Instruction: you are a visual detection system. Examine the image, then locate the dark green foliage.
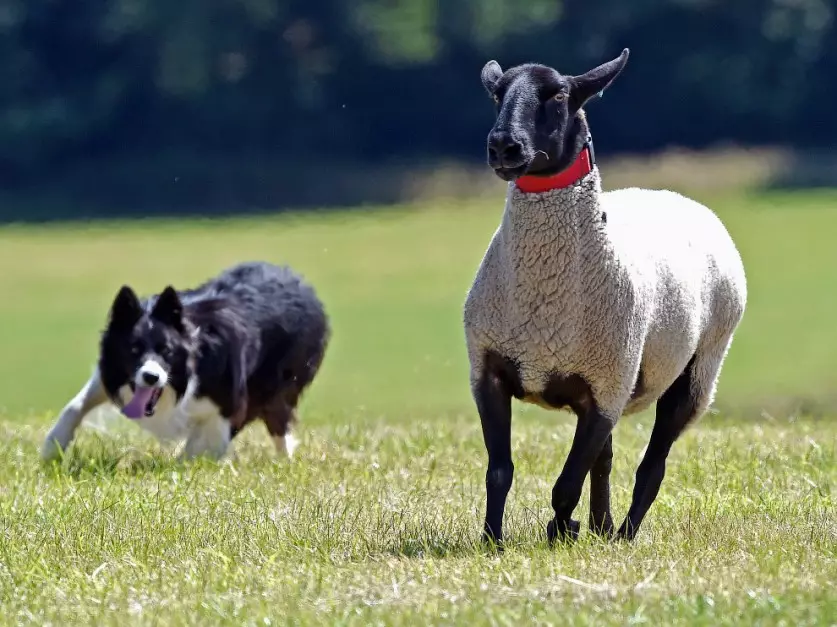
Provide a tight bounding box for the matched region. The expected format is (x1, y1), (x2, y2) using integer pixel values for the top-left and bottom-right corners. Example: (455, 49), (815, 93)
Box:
(1, 0), (835, 216)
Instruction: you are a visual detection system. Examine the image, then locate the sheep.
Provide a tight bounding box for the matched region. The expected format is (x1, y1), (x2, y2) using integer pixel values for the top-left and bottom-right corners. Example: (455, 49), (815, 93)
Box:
(463, 48), (747, 546)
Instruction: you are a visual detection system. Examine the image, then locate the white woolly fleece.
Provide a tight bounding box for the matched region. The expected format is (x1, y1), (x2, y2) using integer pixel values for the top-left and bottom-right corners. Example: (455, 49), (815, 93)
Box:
(464, 167), (747, 421)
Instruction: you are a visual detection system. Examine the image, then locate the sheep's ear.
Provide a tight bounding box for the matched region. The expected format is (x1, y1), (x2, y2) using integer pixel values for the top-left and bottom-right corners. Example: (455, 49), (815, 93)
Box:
(569, 48), (630, 111)
(481, 60), (503, 96)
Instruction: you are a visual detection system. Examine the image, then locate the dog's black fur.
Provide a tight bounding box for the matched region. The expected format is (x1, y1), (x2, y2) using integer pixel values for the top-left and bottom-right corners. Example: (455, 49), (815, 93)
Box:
(100, 260), (329, 441)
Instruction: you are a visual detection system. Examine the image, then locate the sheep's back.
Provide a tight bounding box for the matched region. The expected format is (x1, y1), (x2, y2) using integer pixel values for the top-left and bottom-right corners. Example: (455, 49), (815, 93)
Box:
(601, 187), (746, 315)
(602, 187), (747, 413)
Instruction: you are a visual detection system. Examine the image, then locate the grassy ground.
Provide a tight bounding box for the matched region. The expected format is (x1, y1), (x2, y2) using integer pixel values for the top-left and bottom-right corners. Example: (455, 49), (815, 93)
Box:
(0, 190), (835, 624)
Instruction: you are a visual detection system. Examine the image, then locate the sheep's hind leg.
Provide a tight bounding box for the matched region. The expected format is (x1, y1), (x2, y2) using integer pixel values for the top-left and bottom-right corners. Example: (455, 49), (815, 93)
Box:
(547, 407), (615, 545)
(616, 343), (729, 541)
(474, 368), (514, 548)
(588, 434), (614, 537)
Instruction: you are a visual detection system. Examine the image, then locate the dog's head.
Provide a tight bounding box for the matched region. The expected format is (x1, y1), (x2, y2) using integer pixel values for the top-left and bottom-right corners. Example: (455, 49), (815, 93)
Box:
(99, 285), (195, 419)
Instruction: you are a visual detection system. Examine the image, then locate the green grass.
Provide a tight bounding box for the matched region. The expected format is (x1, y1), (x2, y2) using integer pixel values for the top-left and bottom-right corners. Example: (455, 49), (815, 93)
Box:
(0, 190), (836, 624)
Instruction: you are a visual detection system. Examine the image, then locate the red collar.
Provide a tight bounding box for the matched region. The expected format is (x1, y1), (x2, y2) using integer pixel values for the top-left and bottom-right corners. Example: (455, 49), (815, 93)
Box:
(514, 145), (594, 194)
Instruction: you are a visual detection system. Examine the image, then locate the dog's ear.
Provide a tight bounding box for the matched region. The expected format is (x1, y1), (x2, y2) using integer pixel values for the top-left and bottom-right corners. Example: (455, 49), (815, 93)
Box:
(150, 285), (185, 333)
(108, 285), (143, 333)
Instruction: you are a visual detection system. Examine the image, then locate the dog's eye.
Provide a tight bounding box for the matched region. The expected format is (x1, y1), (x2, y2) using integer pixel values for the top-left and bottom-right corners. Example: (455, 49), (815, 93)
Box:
(130, 343), (141, 356)
(155, 343), (169, 357)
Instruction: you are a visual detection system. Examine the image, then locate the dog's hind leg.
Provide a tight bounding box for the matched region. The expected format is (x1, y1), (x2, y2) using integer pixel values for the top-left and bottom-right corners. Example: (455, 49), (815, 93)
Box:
(41, 367), (108, 461)
(263, 394), (299, 459)
(273, 420), (299, 459)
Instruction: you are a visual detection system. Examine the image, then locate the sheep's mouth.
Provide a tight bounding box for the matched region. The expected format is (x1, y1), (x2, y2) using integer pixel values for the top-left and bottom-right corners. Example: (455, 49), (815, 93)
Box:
(493, 164), (529, 181)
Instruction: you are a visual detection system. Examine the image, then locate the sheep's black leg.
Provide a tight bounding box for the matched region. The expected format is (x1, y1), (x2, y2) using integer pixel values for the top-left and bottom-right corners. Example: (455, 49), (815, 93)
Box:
(588, 434), (614, 537)
(617, 357), (697, 541)
(474, 368), (514, 547)
(547, 408), (615, 544)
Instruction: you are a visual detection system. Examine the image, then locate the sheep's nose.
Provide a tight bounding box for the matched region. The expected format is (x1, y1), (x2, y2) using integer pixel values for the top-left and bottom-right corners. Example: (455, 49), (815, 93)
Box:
(487, 132), (524, 168)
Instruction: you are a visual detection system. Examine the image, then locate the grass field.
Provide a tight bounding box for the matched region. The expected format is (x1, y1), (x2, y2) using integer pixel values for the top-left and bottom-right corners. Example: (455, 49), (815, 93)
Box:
(0, 189), (835, 625)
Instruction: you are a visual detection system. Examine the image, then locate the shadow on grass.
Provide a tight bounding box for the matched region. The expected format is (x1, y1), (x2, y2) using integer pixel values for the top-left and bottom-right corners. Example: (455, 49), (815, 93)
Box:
(45, 451), (182, 480)
(381, 535), (480, 559)
(377, 527), (611, 558)
(40, 433), (184, 480)
(373, 511), (557, 559)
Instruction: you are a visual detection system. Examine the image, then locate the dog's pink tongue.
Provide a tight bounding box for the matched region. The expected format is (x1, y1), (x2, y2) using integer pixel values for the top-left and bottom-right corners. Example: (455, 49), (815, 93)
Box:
(121, 387), (154, 419)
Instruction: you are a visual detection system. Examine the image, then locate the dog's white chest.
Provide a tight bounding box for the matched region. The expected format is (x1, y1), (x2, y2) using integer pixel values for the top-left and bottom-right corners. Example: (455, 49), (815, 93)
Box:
(135, 393), (231, 460)
(134, 405), (192, 442)
(118, 384), (223, 444)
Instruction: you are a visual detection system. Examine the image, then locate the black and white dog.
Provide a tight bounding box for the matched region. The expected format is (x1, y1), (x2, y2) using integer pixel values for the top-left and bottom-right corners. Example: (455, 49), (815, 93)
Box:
(41, 261), (329, 461)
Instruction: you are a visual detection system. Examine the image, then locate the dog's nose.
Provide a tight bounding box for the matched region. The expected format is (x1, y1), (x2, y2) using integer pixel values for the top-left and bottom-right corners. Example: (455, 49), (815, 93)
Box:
(141, 371), (160, 386)
(487, 131), (524, 168)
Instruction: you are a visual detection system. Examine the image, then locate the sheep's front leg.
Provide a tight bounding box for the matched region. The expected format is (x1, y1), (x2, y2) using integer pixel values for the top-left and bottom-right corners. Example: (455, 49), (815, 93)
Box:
(474, 368), (514, 548)
(547, 408), (616, 544)
(41, 368), (108, 462)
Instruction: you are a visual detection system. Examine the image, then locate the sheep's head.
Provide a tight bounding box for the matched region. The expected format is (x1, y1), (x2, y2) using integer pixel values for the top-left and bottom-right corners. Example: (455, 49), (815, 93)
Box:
(481, 49), (630, 182)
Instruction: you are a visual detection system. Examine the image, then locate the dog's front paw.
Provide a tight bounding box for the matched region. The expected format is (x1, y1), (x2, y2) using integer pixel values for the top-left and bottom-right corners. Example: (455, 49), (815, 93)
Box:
(40, 434), (65, 463)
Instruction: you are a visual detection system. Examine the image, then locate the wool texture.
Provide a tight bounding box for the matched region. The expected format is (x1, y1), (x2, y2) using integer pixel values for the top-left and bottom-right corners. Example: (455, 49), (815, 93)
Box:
(464, 167), (747, 420)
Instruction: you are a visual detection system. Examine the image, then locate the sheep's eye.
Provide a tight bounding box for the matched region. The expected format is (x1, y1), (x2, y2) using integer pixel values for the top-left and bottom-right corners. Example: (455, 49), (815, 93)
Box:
(493, 94), (500, 104)
(553, 92), (567, 103)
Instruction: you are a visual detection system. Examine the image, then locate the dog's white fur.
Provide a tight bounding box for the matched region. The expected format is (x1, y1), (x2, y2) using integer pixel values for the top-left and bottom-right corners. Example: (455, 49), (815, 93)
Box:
(273, 433), (299, 458)
(41, 367), (108, 462)
(41, 367), (298, 462)
(136, 358), (168, 388)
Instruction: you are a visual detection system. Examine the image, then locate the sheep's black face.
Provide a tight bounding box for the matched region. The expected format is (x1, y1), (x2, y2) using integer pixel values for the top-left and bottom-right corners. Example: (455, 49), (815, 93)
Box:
(481, 49), (630, 181)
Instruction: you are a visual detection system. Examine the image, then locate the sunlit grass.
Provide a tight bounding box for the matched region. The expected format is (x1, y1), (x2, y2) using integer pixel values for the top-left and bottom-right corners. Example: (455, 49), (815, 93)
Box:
(0, 190), (835, 624)
(1, 413), (835, 625)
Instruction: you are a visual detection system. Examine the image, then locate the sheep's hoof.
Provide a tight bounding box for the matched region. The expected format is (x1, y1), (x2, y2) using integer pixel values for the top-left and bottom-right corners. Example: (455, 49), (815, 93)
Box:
(613, 528), (636, 543)
(614, 519), (638, 542)
(546, 517), (580, 545)
(480, 530), (506, 553)
(588, 515), (615, 539)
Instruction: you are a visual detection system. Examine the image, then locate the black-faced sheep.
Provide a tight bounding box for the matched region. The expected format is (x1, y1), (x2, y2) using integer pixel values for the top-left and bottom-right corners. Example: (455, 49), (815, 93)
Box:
(463, 49), (747, 545)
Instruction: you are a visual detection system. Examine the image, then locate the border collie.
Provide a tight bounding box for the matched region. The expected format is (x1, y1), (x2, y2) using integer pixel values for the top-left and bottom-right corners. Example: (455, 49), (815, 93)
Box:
(41, 261), (329, 461)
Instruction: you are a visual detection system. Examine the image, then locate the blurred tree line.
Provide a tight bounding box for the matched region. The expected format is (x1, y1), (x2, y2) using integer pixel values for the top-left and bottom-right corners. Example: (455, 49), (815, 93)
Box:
(0, 0), (835, 217)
